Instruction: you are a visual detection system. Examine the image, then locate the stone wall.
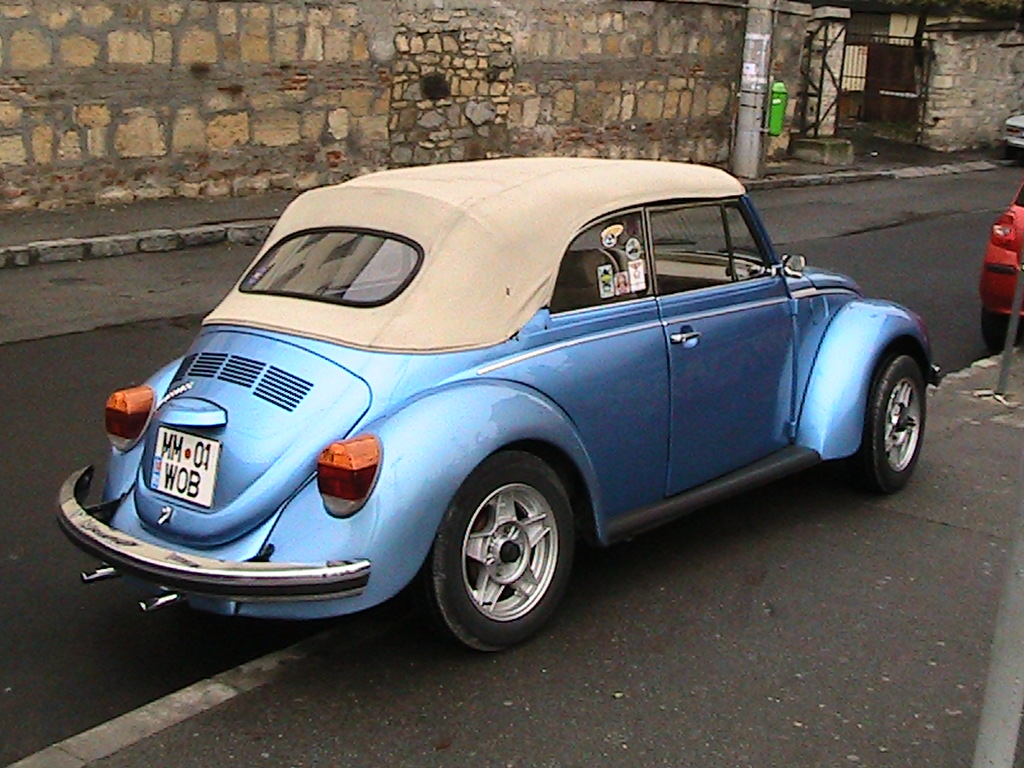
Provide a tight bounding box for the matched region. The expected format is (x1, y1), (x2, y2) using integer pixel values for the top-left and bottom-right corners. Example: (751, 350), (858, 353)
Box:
(0, 0), (394, 209)
(0, 0), (811, 211)
(922, 23), (1024, 151)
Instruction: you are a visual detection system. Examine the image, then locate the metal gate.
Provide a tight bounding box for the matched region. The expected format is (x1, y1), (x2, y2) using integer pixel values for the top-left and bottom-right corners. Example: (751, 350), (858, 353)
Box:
(799, 19), (845, 138)
(840, 32), (931, 137)
(800, 22), (931, 141)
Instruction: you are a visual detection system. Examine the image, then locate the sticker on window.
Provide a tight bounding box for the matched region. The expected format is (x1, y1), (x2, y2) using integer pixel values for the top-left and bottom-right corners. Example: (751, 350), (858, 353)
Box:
(625, 237), (642, 260)
(601, 224), (624, 248)
(614, 271), (630, 296)
(597, 264), (615, 299)
(628, 259), (646, 292)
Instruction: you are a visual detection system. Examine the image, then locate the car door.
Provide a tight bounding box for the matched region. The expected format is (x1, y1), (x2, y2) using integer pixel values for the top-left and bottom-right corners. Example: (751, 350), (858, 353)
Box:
(517, 208), (671, 521)
(650, 199), (795, 497)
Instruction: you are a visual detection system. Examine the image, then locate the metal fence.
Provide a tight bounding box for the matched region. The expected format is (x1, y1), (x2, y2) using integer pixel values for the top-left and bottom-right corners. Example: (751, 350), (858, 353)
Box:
(839, 32), (930, 134)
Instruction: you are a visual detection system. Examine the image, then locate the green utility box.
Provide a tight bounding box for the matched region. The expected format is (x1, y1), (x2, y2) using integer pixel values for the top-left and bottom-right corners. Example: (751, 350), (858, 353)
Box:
(768, 82), (788, 137)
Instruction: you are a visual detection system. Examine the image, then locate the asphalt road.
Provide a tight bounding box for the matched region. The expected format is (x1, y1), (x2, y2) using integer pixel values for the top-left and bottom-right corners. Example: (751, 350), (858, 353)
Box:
(782, 209), (994, 372)
(0, 168), (1020, 766)
(0, 319), (338, 766)
(750, 167), (1019, 371)
(78, 362), (1024, 768)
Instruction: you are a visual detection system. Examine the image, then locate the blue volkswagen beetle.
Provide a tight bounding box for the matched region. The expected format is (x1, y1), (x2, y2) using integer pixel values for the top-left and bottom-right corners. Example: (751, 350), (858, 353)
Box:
(59, 158), (937, 650)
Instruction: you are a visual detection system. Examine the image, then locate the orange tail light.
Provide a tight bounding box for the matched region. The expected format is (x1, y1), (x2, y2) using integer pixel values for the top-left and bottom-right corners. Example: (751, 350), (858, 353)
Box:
(105, 385), (155, 451)
(317, 435), (381, 518)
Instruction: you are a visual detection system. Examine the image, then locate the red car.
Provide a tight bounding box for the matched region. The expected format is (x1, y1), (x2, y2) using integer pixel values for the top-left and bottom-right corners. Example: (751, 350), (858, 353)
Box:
(980, 181), (1024, 351)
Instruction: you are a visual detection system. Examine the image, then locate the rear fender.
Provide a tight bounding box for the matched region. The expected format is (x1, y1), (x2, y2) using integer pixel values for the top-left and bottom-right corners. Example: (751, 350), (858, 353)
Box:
(796, 300), (930, 460)
(260, 380), (599, 614)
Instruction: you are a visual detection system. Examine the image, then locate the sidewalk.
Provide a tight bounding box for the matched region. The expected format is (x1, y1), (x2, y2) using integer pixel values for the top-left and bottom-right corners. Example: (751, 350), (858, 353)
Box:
(0, 138), (1005, 270)
(0, 193), (290, 269)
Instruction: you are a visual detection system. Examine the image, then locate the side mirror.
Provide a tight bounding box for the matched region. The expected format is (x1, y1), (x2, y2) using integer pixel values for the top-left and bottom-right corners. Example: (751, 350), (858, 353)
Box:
(782, 253), (806, 276)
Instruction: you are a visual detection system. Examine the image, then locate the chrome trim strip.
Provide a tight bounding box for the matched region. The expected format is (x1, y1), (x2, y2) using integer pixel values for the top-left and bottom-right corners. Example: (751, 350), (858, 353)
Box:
(658, 295), (789, 324)
(549, 294), (653, 317)
(653, 273), (775, 299)
(477, 321), (664, 375)
(789, 286), (857, 300)
(57, 467), (370, 602)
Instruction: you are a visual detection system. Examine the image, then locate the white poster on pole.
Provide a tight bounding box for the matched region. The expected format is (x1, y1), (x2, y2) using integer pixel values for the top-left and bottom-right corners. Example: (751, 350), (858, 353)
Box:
(742, 32), (770, 93)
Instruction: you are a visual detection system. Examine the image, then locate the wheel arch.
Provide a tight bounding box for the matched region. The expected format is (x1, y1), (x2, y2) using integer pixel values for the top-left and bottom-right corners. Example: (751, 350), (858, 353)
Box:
(326, 381), (601, 608)
(420, 446), (579, 650)
(502, 439), (599, 547)
(877, 333), (931, 383)
(854, 347), (927, 493)
(795, 301), (933, 460)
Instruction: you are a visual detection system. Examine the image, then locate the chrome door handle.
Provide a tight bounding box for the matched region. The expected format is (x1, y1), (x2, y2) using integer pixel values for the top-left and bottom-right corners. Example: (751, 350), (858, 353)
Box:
(669, 328), (701, 347)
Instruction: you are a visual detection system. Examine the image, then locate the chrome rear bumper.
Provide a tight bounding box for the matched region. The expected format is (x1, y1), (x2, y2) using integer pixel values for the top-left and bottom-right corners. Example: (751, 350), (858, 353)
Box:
(57, 467), (371, 602)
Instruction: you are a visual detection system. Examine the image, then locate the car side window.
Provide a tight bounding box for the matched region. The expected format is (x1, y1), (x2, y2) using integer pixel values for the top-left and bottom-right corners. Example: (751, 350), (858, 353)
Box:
(649, 201), (769, 296)
(550, 210), (651, 313)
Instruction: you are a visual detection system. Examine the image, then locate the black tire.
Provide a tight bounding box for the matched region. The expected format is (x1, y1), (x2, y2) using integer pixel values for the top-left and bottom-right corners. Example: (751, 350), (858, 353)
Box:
(421, 451), (575, 651)
(982, 309), (1012, 353)
(855, 354), (926, 494)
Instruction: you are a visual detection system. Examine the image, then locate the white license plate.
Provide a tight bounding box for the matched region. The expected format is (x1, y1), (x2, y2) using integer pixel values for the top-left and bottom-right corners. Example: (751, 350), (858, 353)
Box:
(151, 426), (221, 508)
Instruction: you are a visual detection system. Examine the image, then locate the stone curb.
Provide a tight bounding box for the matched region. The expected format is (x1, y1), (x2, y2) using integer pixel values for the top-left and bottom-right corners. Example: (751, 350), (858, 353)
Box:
(745, 169), (893, 190)
(0, 160), (1000, 272)
(746, 159), (999, 190)
(0, 219), (276, 270)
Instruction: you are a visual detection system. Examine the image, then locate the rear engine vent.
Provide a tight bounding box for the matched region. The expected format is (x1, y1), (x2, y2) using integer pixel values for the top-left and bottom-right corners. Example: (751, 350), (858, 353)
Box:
(254, 366), (313, 412)
(218, 356), (266, 387)
(190, 352), (229, 379)
(172, 353), (313, 411)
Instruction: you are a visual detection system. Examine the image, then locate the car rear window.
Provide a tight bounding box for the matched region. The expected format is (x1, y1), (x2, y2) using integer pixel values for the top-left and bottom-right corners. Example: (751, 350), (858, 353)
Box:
(240, 229), (422, 307)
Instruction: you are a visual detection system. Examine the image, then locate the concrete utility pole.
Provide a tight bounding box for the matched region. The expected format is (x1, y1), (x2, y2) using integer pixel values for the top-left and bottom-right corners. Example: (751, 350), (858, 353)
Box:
(995, 260), (1024, 395)
(974, 245), (1024, 768)
(733, 0), (774, 179)
(972, 445), (1024, 768)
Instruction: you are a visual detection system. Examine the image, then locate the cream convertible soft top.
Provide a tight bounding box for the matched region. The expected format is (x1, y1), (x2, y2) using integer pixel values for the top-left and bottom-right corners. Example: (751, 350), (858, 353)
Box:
(206, 157), (746, 352)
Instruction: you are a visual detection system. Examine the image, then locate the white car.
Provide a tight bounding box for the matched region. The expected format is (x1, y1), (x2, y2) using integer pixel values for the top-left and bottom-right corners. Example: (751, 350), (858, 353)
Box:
(1004, 114), (1024, 161)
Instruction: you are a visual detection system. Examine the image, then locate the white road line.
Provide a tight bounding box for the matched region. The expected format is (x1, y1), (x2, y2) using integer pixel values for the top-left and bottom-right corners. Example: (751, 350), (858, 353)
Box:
(4, 611), (405, 768)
